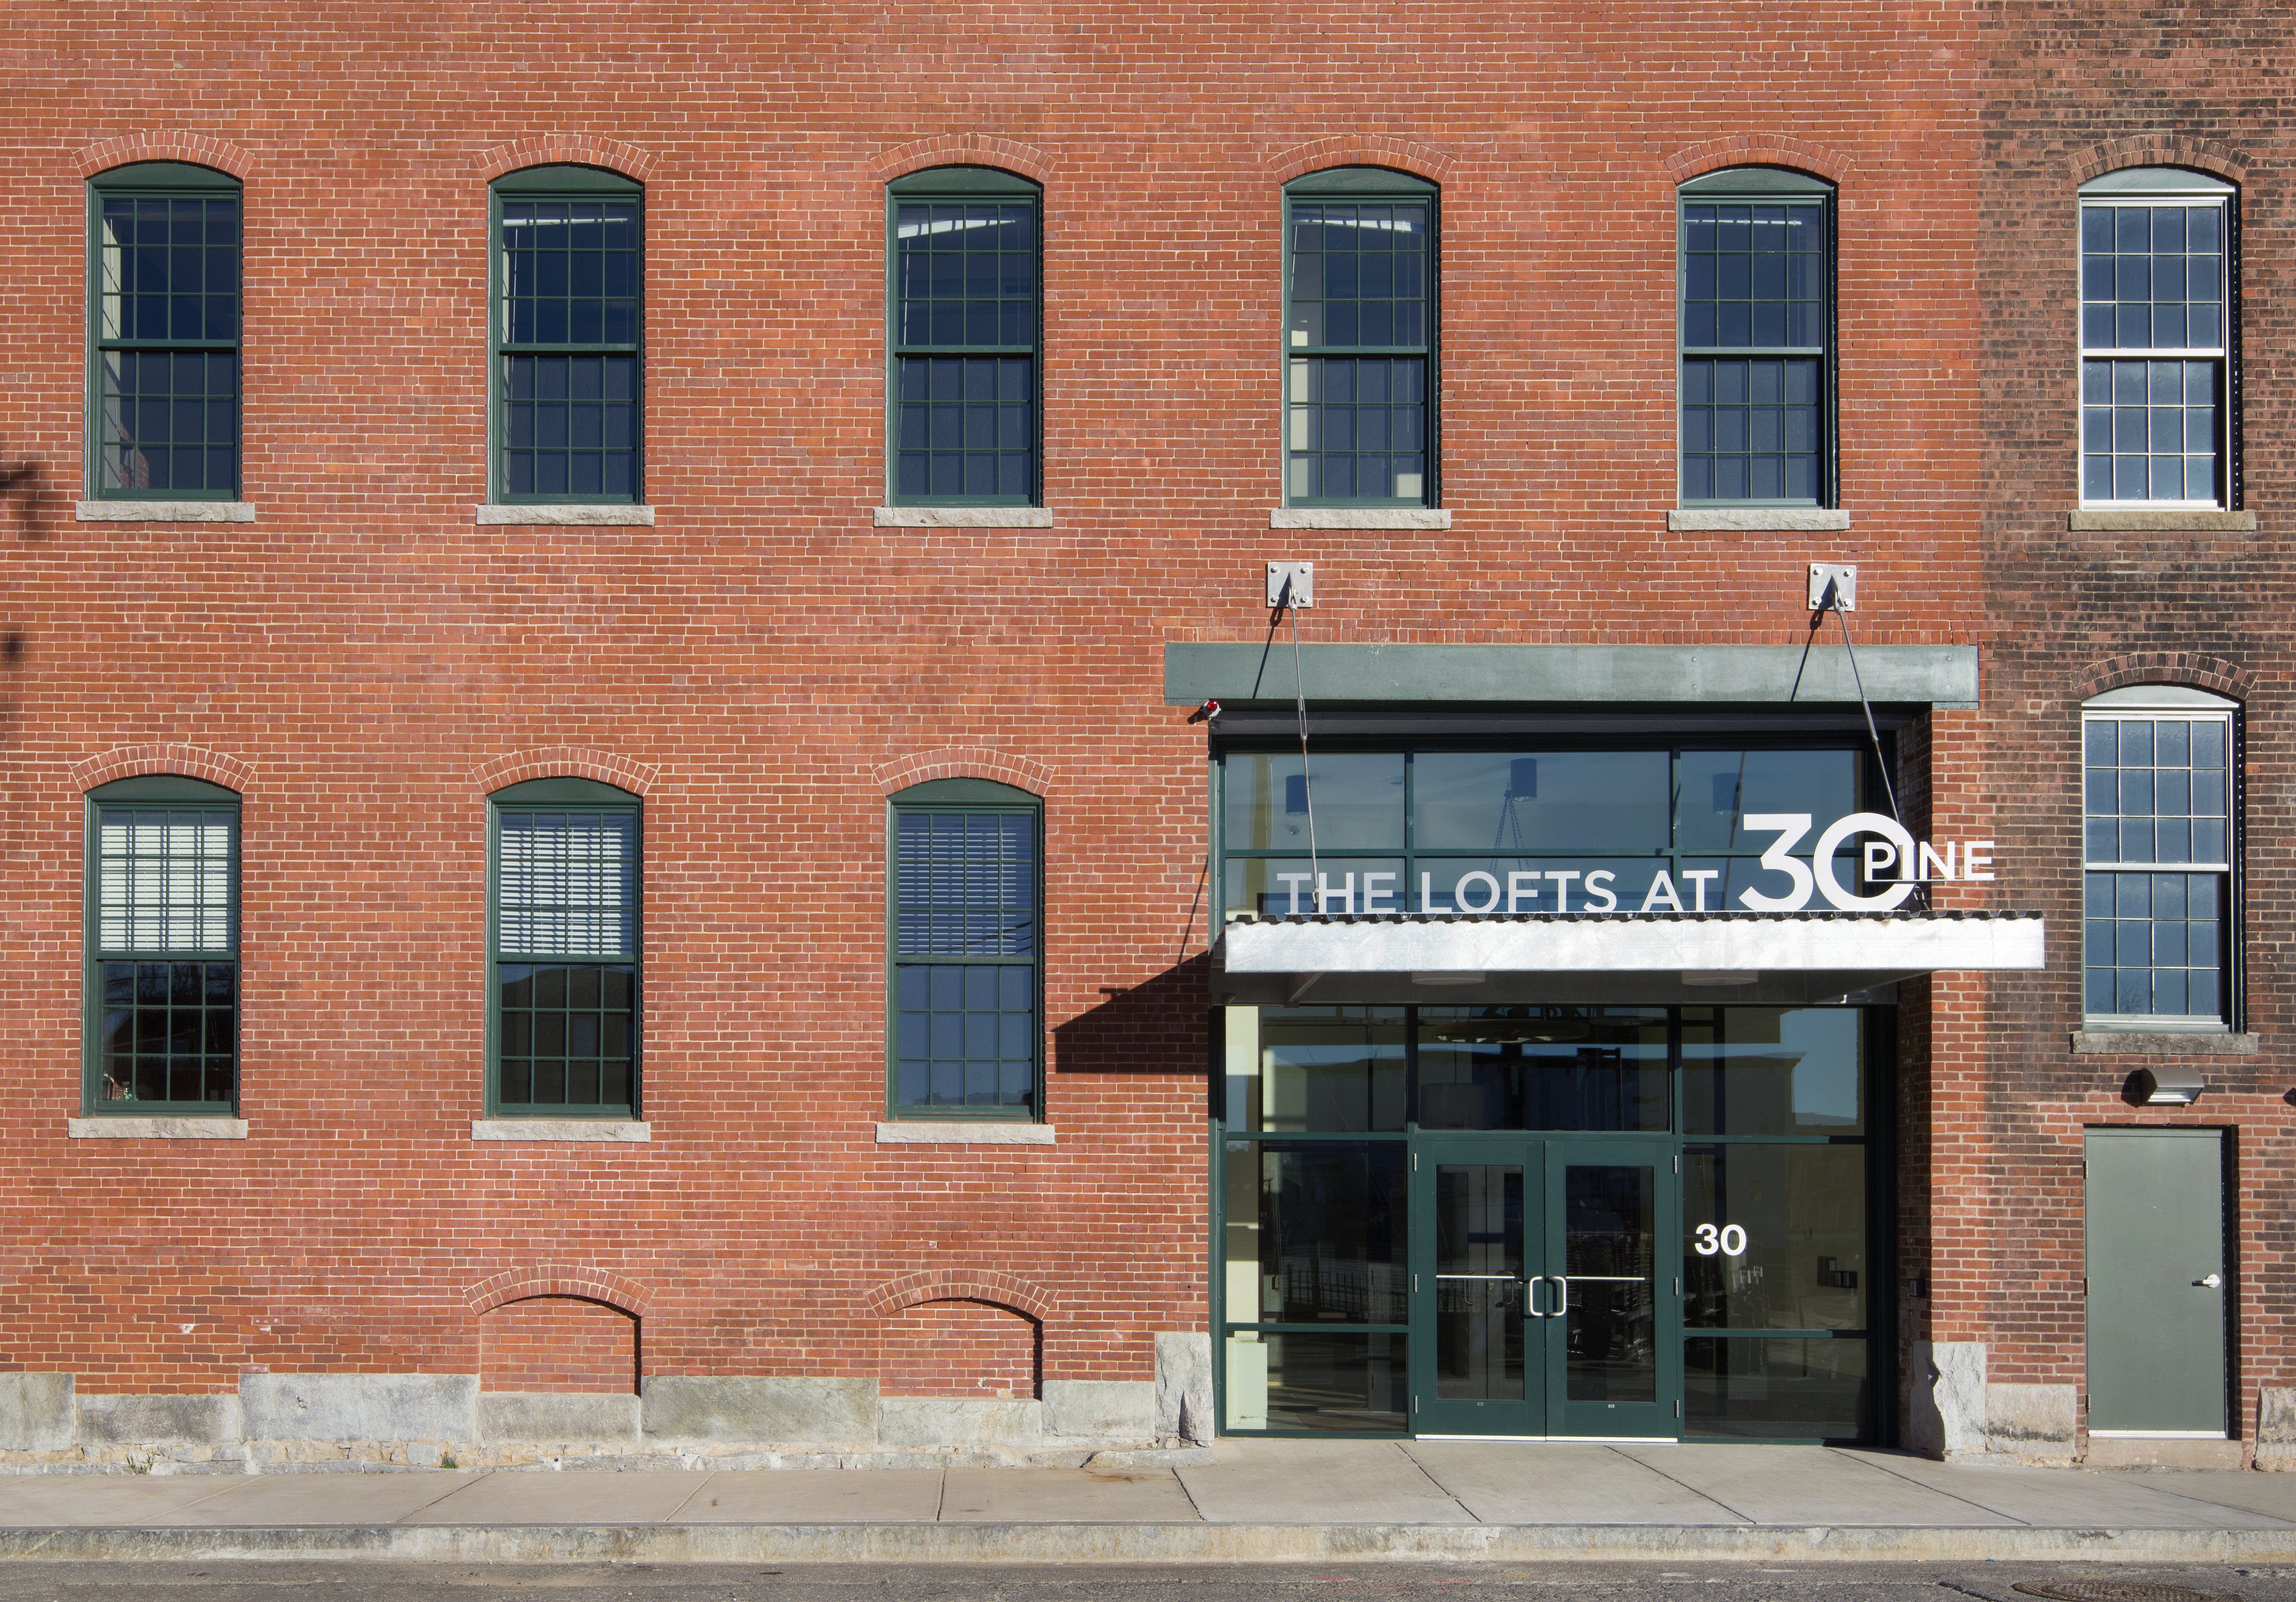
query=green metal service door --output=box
[1412,1140,1542,1436]
[1546,1141,1679,1438]
[2085,1127,2228,1435]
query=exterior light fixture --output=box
[2122,1065,2207,1107]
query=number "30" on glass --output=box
[1693,1223,1748,1257]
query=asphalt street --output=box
[0,1563,2292,1602]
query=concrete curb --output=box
[4,1523,2296,1565]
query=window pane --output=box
[1417,1007,1668,1131]
[97,809,235,954]
[496,961,636,1110]
[1686,1337,1865,1441]
[2081,359,2222,504]
[1226,1140,1408,1324]
[893,357,1033,503]
[97,346,238,495]
[1223,1331,1408,1435]
[1223,752,1405,850]
[1253,1006,1406,1133]
[1683,1144,1866,1331]
[498,810,638,957]
[1682,1007,1863,1136]
[1682,357,1822,505]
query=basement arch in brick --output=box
[464,1265,654,1319]
[865,1268,1053,1322]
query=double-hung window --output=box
[84,777,240,1114]
[1678,168,1833,507]
[87,163,242,501]
[888,780,1042,1117]
[2083,687,2237,1029]
[489,779,641,1117]
[2079,168,2236,508]
[1283,167,1435,507]
[492,166,643,503]
[887,167,1041,506]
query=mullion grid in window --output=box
[94,193,241,496]
[499,197,641,500]
[2080,199,2225,505]
[2082,713,2230,1019]
[1286,199,1430,505]
[93,806,236,1108]
[1680,199,1825,505]
[495,809,638,1111]
[893,810,1037,1111]
[892,199,1037,502]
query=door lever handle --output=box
[2195,1273,2224,1289]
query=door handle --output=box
[2195,1273,2224,1289]
[1525,1276,1548,1318]
[1549,1275,1569,1317]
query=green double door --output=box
[1411,1138,1679,1438]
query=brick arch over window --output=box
[874,748,1051,798]
[866,1268,1054,1322]
[76,133,255,181]
[471,747,659,800]
[1661,136,1853,189]
[870,136,1055,186]
[72,744,255,794]
[2068,136,2247,188]
[464,1265,654,1318]
[2075,653,2253,704]
[477,137,654,184]
[1264,136,1454,187]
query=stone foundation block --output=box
[1907,1340,1986,1459]
[2257,1388,2296,1470]
[76,1393,241,1446]
[639,1377,876,1445]
[1155,1332,1213,1445]
[1988,1382,2078,1462]
[477,1392,641,1447]
[2086,1435,2241,1470]
[878,1397,1042,1449]
[0,1375,74,1451]
[1044,1380,1155,1441]
[239,1373,477,1443]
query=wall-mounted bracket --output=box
[1808,563,1857,611]
[1267,561,1315,609]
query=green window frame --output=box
[1678,167,1835,508]
[487,778,642,1118]
[886,166,1042,507]
[1282,166,1437,509]
[86,162,242,502]
[83,775,241,1115]
[490,165,644,505]
[887,778,1043,1119]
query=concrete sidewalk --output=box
[4,1440,2296,1564]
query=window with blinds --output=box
[84,777,240,1113]
[490,780,641,1116]
[889,780,1042,1116]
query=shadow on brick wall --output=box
[1051,954,1209,1079]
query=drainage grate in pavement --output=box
[2012,1583,2243,1602]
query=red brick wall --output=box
[480,1297,639,1395]
[0,1,1984,1401]
[880,1299,1039,1399]
[1971,4,2296,1452]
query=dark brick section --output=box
[1977,5,2296,1456]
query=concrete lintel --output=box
[477,1391,641,1447]
[1267,508,1451,530]
[474,505,656,526]
[873,507,1054,528]
[1042,1380,1155,1441]
[1164,642,1979,707]
[470,1120,651,1141]
[240,1374,477,1444]
[879,1397,1043,1449]
[875,1122,1055,1145]
[67,1118,248,1139]
[640,1377,877,1445]
[2071,1030,2259,1055]
[2070,508,2257,532]
[75,501,255,522]
[1667,508,1851,531]
[76,1392,241,1446]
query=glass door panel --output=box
[1545,1142,1678,1438]
[1411,1141,1540,1435]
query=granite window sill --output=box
[874,507,1054,528]
[76,502,255,523]
[2069,508,2256,532]
[1669,509,1850,532]
[1269,508,1451,531]
[67,1117,247,1139]
[2071,1030,2258,1056]
[875,1121,1057,1145]
[471,1119,652,1141]
[476,505,655,526]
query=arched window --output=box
[87,162,242,501]
[84,775,241,1113]
[888,779,1042,1117]
[490,166,644,504]
[1677,167,1834,508]
[488,778,642,1116]
[1282,167,1436,508]
[886,167,1042,507]
[2078,167,2236,509]
[2082,685,2237,1028]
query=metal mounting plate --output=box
[1266,561,1315,609]
[1808,563,1857,611]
